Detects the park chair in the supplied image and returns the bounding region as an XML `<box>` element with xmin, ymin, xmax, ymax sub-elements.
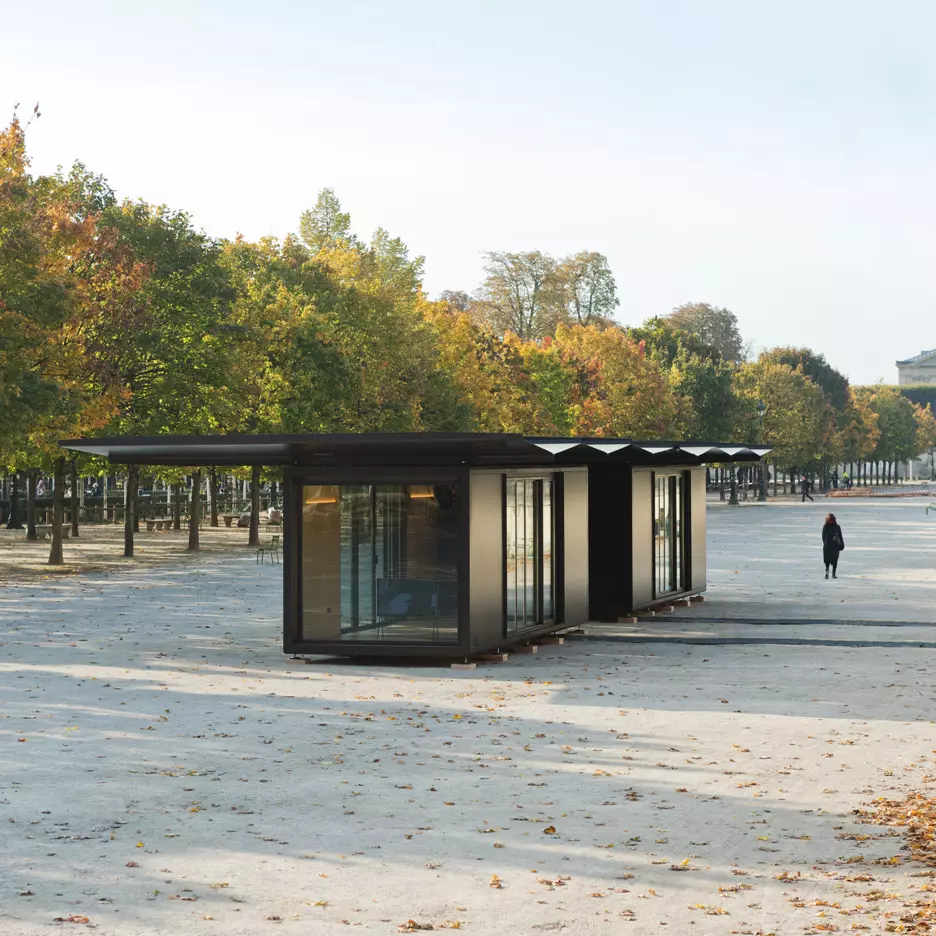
<box><xmin>257</xmin><ymin>534</ymin><xmax>280</xmax><ymax>565</ymax></box>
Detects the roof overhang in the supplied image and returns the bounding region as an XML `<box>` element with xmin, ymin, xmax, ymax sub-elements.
<box><xmin>59</xmin><ymin>433</ymin><xmax>772</xmax><ymax>468</ymax></box>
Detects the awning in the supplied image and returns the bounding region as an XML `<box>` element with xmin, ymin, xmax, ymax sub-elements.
<box><xmin>60</xmin><ymin>433</ymin><xmax>772</xmax><ymax>468</ymax></box>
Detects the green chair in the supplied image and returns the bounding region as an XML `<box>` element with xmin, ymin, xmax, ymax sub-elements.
<box><xmin>257</xmin><ymin>534</ymin><xmax>280</xmax><ymax>565</ymax></box>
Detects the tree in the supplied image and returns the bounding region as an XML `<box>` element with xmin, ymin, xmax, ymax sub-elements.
<box><xmin>549</xmin><ymin>324</ymin><xmax>679</xmax><ymax>437</ymax></box>
<box><xmin>627</xmin><ymin>316</ymin><xmax>717</xmax><ymax>368</ymax></box>
<box><xmin>298</xmin><ymin>188</ymin><xmax>352</xmax><ymax>252</ymax></box>
<box><xmin>555</xmin><ymin>251</ymin><xmax>618</xmax><ymax>327</ymax></box>
<box><xmin>668</xmin><ymin>351</ymin><xmax>738</xmax><ymax>440</ymax></box>
<box><xmin>761</xmin><ymin>347</ymin><xmax>850</xmax><ymax>411</ymax></box>
<box><xmin>863</xmin><ymin>386</ymin><xmax>926</xmax><ymax>470</ymax></box>
<box><xmin>734</xmin><ymin>361</ymin><xmax>826</xmax><ymax>471</ymax></box>
<box><xmin>475</xmin><ymin>251</ymin><xmax>559</xmax><ymax>340</ymax></box>
<box><xmin>438</xmin><ymin>290</ymin><xmax>471</xmax><ymax>313</ymax></box>
<box><xmin>664</xmin><ymin>303</ymin><xmax>745</xmax><ymax>363</ymax></box>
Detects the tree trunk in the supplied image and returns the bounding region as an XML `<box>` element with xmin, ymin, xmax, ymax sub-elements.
<box><xmin>173</xmin><ymin>483</ymin><xmax>182</xmax><ymax>530</ymax></box>
<box><xmin>48</xmin><ymin>458</ymin><xmax>66</xmax><ymax>565</ymax></box>
<box><xmin>6</xmin><ymin>472</ymin><xmax>23</xmax><ymax>529</ymax></box>
<box><xmin>70</xmin><ymin>461</ymin><xmax>80</xmax><ymax>537</ymax></box>
<box><xmin>123</xmin><ymin>466</ymin><xmax>138</xmax><ymax>558</ymax></box>
<box><xmin>188</xmin><ymin>470</ymin><xmax>202</xmax><ymax>551</ymax></box>
<box><xmin>26</xmin><ymin>470</ymin><xmax>38</xmax><ymax>540</ymax></box>
<box><xmin>249</xmin><ymin>464</ymin><xmax>261</xmax><ymax>547</ymax></box>
<box><xmin>209</xmin><ymin>468</ymin><xmax>220</xmax><ymax>527</ymax></box>
<box><xmin>132</xmin><ymin>475</ymin><xmax>141</xmax><ymax>533</ymax></box>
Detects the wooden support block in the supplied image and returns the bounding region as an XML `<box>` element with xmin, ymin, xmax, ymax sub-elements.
<box><xmin>512</xmin><ymin>644</ymin><xmax>539</xmax><ymax>654</ymax></box>
<box><xmin>478</xmin><ymin>653</ymin><xmax>509</xmax><ymax>663</ymax></box>
<box><xmin>617</xmin><ymin>616</ymin><xmax>638</xmax><ymax>624</ymax></box>
<box><xmin>670</xmin><ymin>599</ymin><xmax>690</xmax><ymax>607</ymax></box>
<box><xmin>640</xmin><ymin>610</ymin><xmax>657</xmax><ymax>618</ymax></box>
<box><xmin>690</xmin><ymin>594</ymin><xmax>705</xmax><ymax>603</ymax></box>
<box><xmin>658</xmin><ymin>605</ymin><xmax>675</xmax><ymax>613</ymax></box>
<box><xmin>536</xmin><ymin>636</ymin><xmax>564</xmax><ymax>645</ymax></box>
<box><xmin>450</xmin><ymin>662</ymin><xmax>477</xmax><ymax>670</ymax></box>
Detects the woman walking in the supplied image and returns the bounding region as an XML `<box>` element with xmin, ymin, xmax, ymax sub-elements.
<box><xmin>822</xmin><ymin>512</ymin><xmax>844</xmax><ymax>579</ymax></box>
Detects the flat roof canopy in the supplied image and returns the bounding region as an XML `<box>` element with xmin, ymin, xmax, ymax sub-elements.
<box><xmin>59</xmin><ymin>433</ymin><xmax>771</xmax><ymax>468</ymax></box>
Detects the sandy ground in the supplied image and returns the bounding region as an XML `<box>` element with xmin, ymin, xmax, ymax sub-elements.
<box><xmin>0</xmin><ymin>524</ymin><xmax>267</xmax><ymax>581</ymax></box>
<box><xmin>0</xmin><ymin>500</ymin><xmax>935</xmax><ymax>935</ymax></box>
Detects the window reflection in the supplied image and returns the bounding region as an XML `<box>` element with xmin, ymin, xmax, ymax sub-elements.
<box><xmin>505</xmin><ymin>477</ymin><xmax>554</xmax><ymax>633</ymax></box>
<box><xmin>654</xmin><ymin>473</ymin><xmax>685</xmax><ymax>597</ymax></box>
<box><xmin>301</xmin><ymin>483</ymin><xmax>458</xmax><ymax>643</ymax></box>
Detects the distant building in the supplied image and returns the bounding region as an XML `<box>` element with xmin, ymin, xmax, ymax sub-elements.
<box><xmin>897</xmin><ymin>349</ymin><xmax>936</xmax><ymax>385</ymax></box>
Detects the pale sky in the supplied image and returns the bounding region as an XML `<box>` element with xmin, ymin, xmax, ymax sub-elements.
<box><xmin>3</xmin><ymin>0</ymin><xmax>933</xmax><ymax>385</ymax></box>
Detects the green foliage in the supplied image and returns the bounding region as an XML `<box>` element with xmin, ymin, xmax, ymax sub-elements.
<box><xmin>3</xmin><ymin>118</ymin><xmax>936</xmax><ymax>487</ymax></box>
<box><xmin>734</xmin><ymin>360</ymin><xmax>826</xmax><ymax>467</ymax></box>
<box><xmin>761</xmin><ymin>347</ymin><xmax>850</xmax><ymax>411</ymax></box>
<box><xmin>298</xmin><ymin>188</ymin><xmax>352</xmax><ymax>252</ymax></box>
<box><xmin>857</xmin><ymin>386</ymin><xmax>923</xmax><ymax>464</ymax></box>
<box><xmin>664</xmin><ymin>303</ymin><xmax>745</xmax><ymax>364</ymax></box>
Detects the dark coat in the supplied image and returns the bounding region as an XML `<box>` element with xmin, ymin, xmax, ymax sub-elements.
<box><xmin>822</xmin><ymin>522</ymin><xmax>844</xmax><ymax>564</ymax></box>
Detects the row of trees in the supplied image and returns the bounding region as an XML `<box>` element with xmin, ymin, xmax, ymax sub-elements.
<box><xmin>2</xmin><ymin>114</ymin><xmax>935</xmax><ymax>564</ymax></box>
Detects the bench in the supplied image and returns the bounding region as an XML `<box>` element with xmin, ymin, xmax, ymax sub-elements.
<box><xmin>35</xmin><ymin>525</ymin><xmax>71</xmax><ymax>540</ymax></box>
<box><xmin>221</xmin><ymin>514</ymin><xmax>238</xmax><ymax>528</ymax></box>
<box><xmin>145</xmin><ymin>518</ymin><xmax>173</xmax><ymax>532</ymax></box>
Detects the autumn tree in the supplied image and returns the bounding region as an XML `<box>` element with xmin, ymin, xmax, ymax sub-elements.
<box><xmin>555</xmin><ymin>251</ymin><xmax>618</xmax><ymax>328</ymax></box>
<box><xmin>734</xmin><ymin>360</ymin><xmax>826</xmax><ymax>475</ymax></box>
<box><xmin>474</xmin><ymin>250</ymin><xmax>560</xmax><ymax>340</ymax></box>
<box><xmin>549</xmin><ymin>324</ymin><xmax>679</xmax><ymax>437</ymax></box>
<box><xmin>437</xmin><ymin>290</ymin><xmax>472</xmax><ymax>313</ymax></box>
<box><xmin>298</xmin><ymin>188</ymin><xmax>353</xmax><ymax>252</ymax></box>
<box><xmin>859</xmin><ymin>386</ymin><xmax>926</xmax><ymax>482</ymax></box>
<box><xmin>664</xmin><ymin>303</ymin><xmax>746</xmax><ymax>364</ymax></box>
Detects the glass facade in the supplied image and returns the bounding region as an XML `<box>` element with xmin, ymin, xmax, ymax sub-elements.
<box><xmin>653</xmin><ymin>472</ymin><xmax>685</xmax><ymax>597</ymax></box>
<box><xmin>300</xmin><ymin>483</ymin><xmax>459</xmax><ymax>643</ymax></box>
<box><xmin>505</xmin><ymin>478</ymin><xmax>554</xmax><ymax>633</ymax></box>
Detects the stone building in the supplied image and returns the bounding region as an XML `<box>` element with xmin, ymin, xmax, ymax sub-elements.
<box><xmin>896</xmin><ymin>349</ymin><xmax>936</xmax><ymax>386</ymax></box>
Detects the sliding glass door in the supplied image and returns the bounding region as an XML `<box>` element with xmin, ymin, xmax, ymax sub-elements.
<box><xmin>301</xmin><ymin>482</ymin><xmax>459</xmax><ymax>643</ymax></box>
<box><xmin>505</xmin><ymin>478</ymin><xmax>554</xmax><ymax>633</ymax></box>
<box><xmin>653</xmin><ymin>472</ymin><xmax>685</xmax><ymax>598</ymax></box>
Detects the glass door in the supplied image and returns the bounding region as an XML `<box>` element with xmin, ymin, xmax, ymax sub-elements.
<box><xmin>505</xmin><ymin>477</ymin><xmax>554</xmax><ymax>633</ymax></box>
<box><xmin>653</xmin><ymin>472</ymin><xmax>685</xmax><ymax>598</ymax></box>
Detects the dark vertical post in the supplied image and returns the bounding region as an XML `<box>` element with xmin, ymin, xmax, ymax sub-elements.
<box><xmin>209</xmin><ymin>468</ymin><xmax>220</xmax><ymax>527</ymax></box>
<box><xmin>26</xmin><ymin>470</ymin><xmax>38</xmax><ymax>540</ymax></box>
<box><xmin>188</xmin><ymin>470</ymin><xmax>202</xmax><ymax>551</ymax></box>
<box><xmin>173</xmin><ymin>483</ymin><xmax>182</xmax><ymax>530</ymax></box>
<box><xmin>5</xmin><ymin>472</ymin><xmax>23</xmax><ymax>529</ymax></box>
<box><xmin>249</xmin><ymin>465</ymin><xmax>261</xmax><ymax>547</ymax></box>
<box><xmin>123</xmin><ymin>467</ymin><xmax>138</xmax><ymax>558</ymax></box>
<box><xmin>70</xmin><ymin>461</ymin><xmax>80</xmax><ymax>537</ymax></box>
<box><xmin>48</xmin><ymin>458</ymin><xmax>65</xmax><ymax>565</ymax></box>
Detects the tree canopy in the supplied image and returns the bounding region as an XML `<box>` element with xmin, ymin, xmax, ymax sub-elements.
<box><xmin>2</xmin><ymin>117</ymin><xmax>934</xmax><ymax>502</ymax></box>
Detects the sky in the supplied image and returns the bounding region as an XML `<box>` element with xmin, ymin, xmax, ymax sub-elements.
<box><xmin>3</xmin><ymin>0</ymin><xmax>934</xmax><ymax>385</ymax></box>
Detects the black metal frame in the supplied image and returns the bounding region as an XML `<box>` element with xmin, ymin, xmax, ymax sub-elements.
<box><xmin>283</xmin><ymin>466</ymin><xmax>470</xmax><ymax>658</ymax></box>
<box><xmin>501</xmin><ymin>473</ymin><xmax>563</xmax><ymax>639</ymax></box>
<box><xmin>650</xmin><ymin>469</ymin><xmax>691</xmax><ymax>604</ymax></box>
